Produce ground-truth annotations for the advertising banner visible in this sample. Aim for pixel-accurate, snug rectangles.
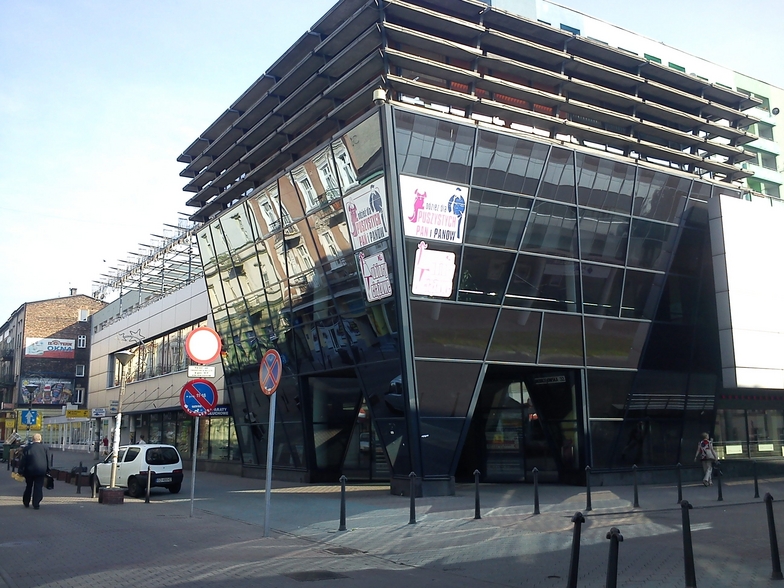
[400,175,467,243]
[411,241,457,298]
[345,178,389,250]
[24,337,75,358]
[359,251,393,302]
[19,378,75,405]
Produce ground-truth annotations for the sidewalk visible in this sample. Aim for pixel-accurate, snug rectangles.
[2,448,783,587]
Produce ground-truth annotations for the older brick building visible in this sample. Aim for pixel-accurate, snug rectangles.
[0,292,105,439]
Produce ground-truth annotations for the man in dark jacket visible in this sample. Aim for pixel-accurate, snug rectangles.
[20,433,49,509]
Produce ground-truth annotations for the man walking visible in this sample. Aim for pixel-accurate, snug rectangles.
[20,433,50,510]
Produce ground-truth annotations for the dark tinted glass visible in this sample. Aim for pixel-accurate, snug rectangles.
[584,318,648,368]
[639,324,693,371]
[464,189,532,249]
[575,153,635,214]
[539,313,584,365]
[668,228,705,276]
[627,219,677,271]
[458,247,515,304]
[335,112,383,186]
[394,111,474,183]
[356,360,404,420]
[589,420,622,468]
[581,264,623,316]
[537,147,575,204]
[632,170,689,223]
[410,301,497,359]
[578,209,629,264]
[682,198,709,229]
[520,201,578,257]
[621,269,662,319]
[420,418,466,476]
[506,255,580,312]
[688,181,712,202]
[472,130,547,194]
[655,275,700,324]
[586,370,635,418]
[415,360,480,417]
[487,309,541,362]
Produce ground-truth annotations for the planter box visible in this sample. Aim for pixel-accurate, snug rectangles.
[98,487,124,505]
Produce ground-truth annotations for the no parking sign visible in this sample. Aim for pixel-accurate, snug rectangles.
[179,379,218,417]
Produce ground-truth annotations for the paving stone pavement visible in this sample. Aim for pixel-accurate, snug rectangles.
[1,449,783,587]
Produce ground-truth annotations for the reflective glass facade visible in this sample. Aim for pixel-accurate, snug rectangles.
[196,105,738,489]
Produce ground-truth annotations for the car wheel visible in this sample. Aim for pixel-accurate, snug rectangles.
[168,483,181,494]
[127,476,142,498]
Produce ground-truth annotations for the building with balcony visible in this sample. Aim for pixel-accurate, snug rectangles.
[178,0,784,493]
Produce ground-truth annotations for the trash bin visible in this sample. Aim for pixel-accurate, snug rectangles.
[2,443,10,463]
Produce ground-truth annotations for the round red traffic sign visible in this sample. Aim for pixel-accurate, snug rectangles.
[259,349,282,396]
[180,379,218,417]
[185,327,222,364]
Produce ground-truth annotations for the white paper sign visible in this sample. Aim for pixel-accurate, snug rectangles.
[400,175,467,243]
[411,241,456,298]
[359,251,393,302]
[345,178,389,250]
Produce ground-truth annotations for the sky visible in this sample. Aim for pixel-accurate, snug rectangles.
[1,0,782,322]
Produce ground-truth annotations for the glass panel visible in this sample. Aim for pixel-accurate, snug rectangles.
[538,313,583,365]
[715,409,748,458]
[520,201,578,257]
[505,254,580,312]
[581,263,623,316]
[632,170,689,223]
[586,370,634,418]
[310,376,361,470]
[410,301,497,360]
[655,275,700,325]
[457,247,515,304]
[464,189,533,249]
[472,130,548,194]
[536,147,575,204]
[575,153,635,214]
[420,418,465,476]
[578,209,629,264]
[394,111,474,183]
[279,173,305,224]
[627,219,677,271]
[589,420,621,468]
[334,112,382,188]
[683,197,708,229]
[250,183,284,238]
[621,270,663,320]
[273,377,306,468]
[487,309,541,362]
[415,360,481,417]
[640,324,693,371]
[584,318,648,368]
[668,228,706,276]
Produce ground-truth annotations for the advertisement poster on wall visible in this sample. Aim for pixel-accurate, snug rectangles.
[344,178,389,250]
[19,378,75,405]
[411,241,456,298]
[24,337,75,358]
[400,175,468,244]
[358,251,393,302]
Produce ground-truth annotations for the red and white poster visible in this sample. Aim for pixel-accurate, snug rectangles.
[400,175,467,243]
[344,178,389,250]
[359,251,393,302]
[24,338,75,358]
[411,241,456,298]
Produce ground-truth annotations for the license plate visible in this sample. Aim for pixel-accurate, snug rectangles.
[157,477,172,483]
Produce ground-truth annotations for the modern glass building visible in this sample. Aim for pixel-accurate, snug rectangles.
[179,0,784,493]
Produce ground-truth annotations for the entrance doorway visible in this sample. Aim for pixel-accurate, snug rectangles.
[458,366,583,484]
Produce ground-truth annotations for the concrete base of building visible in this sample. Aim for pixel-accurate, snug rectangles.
[390,475,455,497]
[182,459,242,477]
[98,487,125,505]
[242,466,310,484]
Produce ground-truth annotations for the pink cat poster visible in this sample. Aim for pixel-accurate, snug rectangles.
[400,175,467,244]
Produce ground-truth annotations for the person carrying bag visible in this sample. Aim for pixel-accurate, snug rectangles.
[20,433,50,510]
[694,432,718,486]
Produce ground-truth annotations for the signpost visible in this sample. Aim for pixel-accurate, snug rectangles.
[180,379,218,518]
[184,326,222,364]
[260,349,282,537]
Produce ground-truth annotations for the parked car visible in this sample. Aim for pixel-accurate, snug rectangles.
[90,444,183,498]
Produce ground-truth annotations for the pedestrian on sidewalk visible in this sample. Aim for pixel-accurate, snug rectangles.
[102,436,109,455]
[694,432,718,486]
[19,433,50,510]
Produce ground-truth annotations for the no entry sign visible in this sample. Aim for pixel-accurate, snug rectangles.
[180,379,218,417]
[259,349,282,396]
[185,327,222,364]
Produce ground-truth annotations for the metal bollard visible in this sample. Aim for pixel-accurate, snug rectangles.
[76,461,82,494]
[605,527,623,588]
[585,466,592,512]
[50,453,53,468]
[676,462,682,504]
[338,475,347,531]
[632,464,639,508]
[473,469,481,520]
[716,463,723,501]
[533,467,540,515]
[408,472,417,525]
[680,500,697,587]
[91,469,97,499]
[764,493,784,580]
[754,460,760,499]
[567,512,586,588]
[145,465,151,504]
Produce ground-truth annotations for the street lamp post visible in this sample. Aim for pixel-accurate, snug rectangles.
[109,350,135,488]
[23,384,38,442]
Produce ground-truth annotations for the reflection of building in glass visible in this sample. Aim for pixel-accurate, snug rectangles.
[179,0,784,493]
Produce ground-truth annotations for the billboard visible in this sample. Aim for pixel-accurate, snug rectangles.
[24,337,75,358]
[19,378,75,405]
[400,175,467,243]
[344,178,389,250]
